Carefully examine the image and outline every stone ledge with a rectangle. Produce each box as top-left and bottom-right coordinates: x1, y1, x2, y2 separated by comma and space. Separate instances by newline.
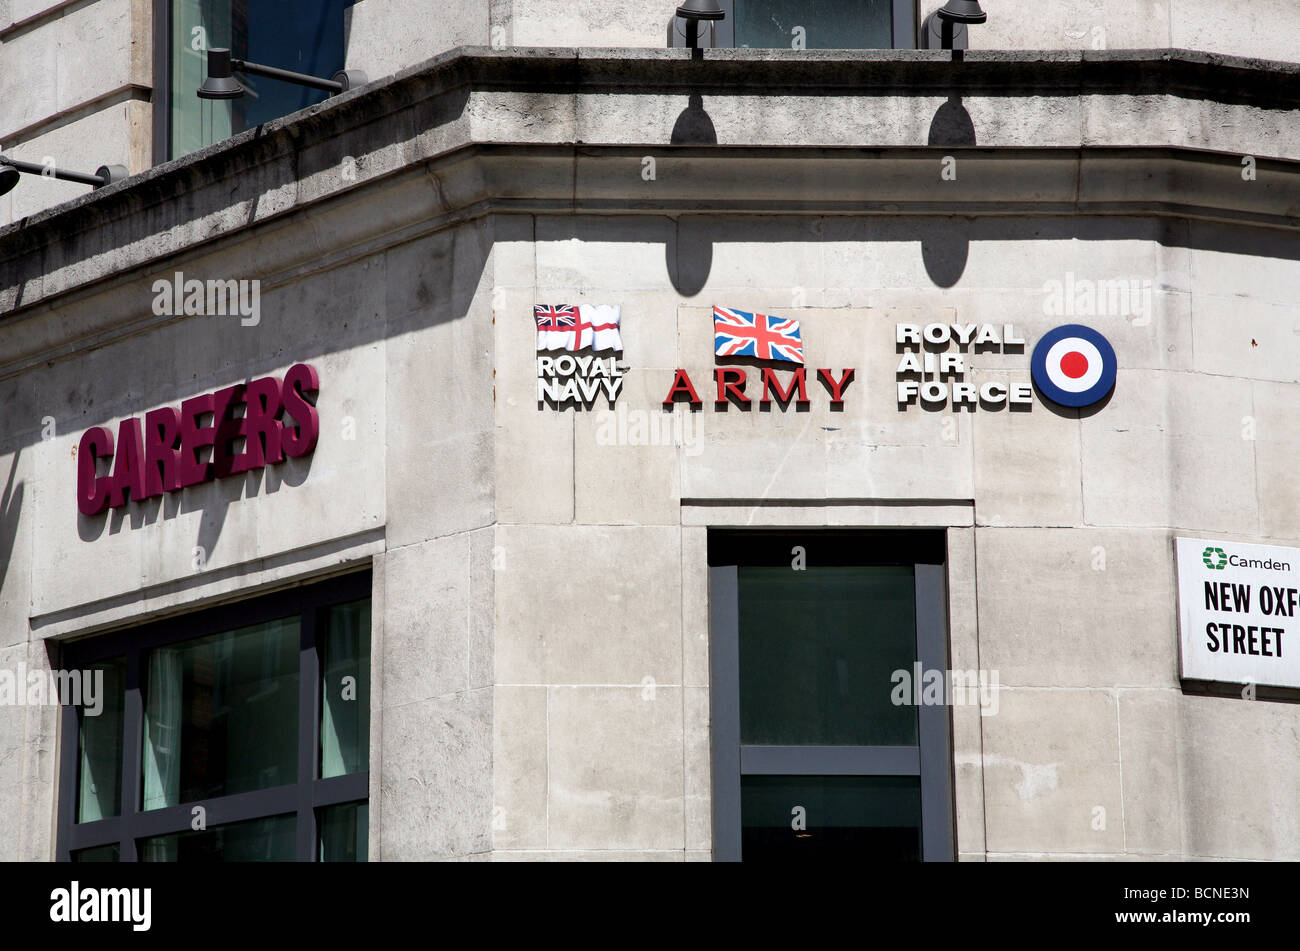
3, 45, 1300, 324
2, 142, 1300, 377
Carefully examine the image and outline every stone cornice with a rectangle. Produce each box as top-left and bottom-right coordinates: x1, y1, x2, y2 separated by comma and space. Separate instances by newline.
2, 46, 1300, 324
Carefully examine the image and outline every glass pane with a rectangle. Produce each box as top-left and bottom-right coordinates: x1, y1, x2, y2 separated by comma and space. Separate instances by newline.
734, 0, 894, 49
739, 565, 918, 746
320, 599, 371, 778
171, 0, 349, 159
742, 775, 921, 860
139, 813, 296, 861
77, 657, 126, 823
319, 801, 368, 861
72, 843, 121, 862
172, 0, 233, 158
141, 617, 299, 810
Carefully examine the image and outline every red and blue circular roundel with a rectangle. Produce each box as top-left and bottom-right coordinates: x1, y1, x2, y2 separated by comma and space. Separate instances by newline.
1031, 324, 1117, 408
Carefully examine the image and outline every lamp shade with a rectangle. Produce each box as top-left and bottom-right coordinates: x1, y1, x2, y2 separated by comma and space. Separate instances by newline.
936, 0, 987, 24
0, 165, 19, 197
197, 48, 245, 100
94, 165, 129, 188
676, 0, 725, 20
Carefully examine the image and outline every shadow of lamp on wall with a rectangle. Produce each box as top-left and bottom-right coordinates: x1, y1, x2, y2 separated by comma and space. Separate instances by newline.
666, 4, 725, 294
667, 90, 719, 297
923, 95, 977, 287
923, 0, 984, 287
661, 1, 987, 294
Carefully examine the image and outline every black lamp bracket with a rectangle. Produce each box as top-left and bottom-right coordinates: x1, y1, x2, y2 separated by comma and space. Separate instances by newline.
0, 155, 127, 189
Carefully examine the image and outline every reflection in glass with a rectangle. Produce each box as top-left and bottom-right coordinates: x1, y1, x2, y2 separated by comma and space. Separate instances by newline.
72, 843, 121, 862
171, 0, 350, 159
739, 565, 918, 746
142, 618, 299, 810
77, 657, 126, 823
319, 801, 368, 861
734, 0, 892, 49
742, 775, 922, 860
320, 600, 370, 778
140, 813, 296, 861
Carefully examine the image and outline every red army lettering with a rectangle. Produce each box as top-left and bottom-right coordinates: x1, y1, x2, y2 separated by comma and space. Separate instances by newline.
662, 367, 855, 409
761, 368, 808, 406
714, 368, 750, 405
662, 369, 703, 408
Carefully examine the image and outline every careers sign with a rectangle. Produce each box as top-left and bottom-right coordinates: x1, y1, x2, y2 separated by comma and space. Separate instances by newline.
1176, 537, 1300, 690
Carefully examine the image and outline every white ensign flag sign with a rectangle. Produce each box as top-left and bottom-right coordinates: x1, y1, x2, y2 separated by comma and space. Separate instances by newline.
1176, 537, 1300, 690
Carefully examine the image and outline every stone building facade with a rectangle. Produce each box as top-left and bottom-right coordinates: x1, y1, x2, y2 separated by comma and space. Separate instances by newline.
2, 2, 1299, 860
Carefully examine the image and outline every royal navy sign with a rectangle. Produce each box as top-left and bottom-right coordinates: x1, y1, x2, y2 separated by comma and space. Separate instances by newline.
535, 304, 625, 408
1176, 537, 1300, 690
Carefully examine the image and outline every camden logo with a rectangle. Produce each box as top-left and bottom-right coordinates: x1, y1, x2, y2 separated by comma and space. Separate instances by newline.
1199, 546, 1291, 572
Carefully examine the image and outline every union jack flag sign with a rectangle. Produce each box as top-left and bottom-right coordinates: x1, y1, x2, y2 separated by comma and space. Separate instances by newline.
713, 306, 804, 364
535, 304, 623, 352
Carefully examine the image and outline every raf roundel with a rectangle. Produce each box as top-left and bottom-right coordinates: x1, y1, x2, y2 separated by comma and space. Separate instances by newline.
1031, 324, 1117, 408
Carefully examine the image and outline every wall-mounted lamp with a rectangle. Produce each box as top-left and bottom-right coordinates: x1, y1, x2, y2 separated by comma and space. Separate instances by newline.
197, 47, 367, 100
676, 0, 725, 50
935, 0, 987, 49
0, 155, 127, 197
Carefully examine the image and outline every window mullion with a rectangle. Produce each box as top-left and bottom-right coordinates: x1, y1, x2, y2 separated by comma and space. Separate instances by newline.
740, 745, 921, 776
297, 607, 321, 861
915, 561, 955, 862
709, 565, 743, 861
131, 784, 300, 839
893, 0, 917, 49
120, 647, 144, 862
56, 696, 79, 861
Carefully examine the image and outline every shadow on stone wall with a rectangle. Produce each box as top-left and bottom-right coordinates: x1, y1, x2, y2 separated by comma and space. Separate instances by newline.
31, 204, 1300, 562
0, 452, 22, 603
666, 94, 719, 295
923, 95, 977, 288
76, 450, 315, 558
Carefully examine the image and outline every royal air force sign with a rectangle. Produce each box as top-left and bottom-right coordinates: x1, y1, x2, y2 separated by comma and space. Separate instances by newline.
1030, 324, 1119, 409
895, 321, 1118, 411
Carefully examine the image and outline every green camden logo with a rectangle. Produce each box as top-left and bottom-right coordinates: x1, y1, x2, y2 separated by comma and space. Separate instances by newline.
1202, 547, 1228, 570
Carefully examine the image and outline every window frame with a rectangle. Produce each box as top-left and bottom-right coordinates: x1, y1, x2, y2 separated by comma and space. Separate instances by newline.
715, 0, 918, 50
708, 529, 954, 861
151, 1, 354, 164
56, 570, 372, 862
152, 0, 173, 167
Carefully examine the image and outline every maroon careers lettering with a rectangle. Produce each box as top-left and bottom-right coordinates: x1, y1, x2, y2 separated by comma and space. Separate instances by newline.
77, 363, 320, 517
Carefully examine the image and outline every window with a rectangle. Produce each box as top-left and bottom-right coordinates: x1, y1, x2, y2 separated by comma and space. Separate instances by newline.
57, 572, 371, 862
156, 0, 353, 162
715, 0, 917, 49
708, 531, 953, 861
